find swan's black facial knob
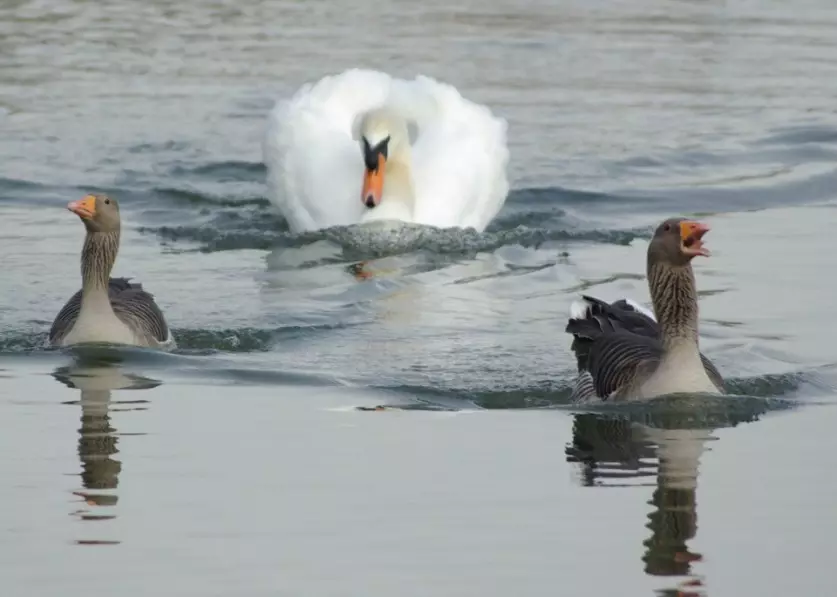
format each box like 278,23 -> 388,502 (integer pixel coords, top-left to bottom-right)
362,135 -> 390,171
361,135 -> 391,209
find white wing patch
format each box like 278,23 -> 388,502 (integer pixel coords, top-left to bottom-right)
568,296 -> 656,322
625,298 -> 656,321
569,298 -> 594,320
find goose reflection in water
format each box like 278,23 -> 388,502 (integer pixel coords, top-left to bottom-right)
52,357 -> 161,546
565,399 -> 768,596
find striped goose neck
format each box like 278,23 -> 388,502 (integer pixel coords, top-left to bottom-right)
81,230 -> 120,293
647,260 -> 699,351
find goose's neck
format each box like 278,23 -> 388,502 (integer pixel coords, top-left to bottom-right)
81,230 -> 119,301
647,261 -> 700,354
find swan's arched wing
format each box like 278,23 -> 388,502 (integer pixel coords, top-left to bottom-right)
265,70 -> 509,233
264,70 -> 394,233
401,77 -> 510,232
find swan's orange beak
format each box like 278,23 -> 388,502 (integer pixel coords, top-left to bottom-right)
679,220 -> 710,257
362,153 -> 385,209
68,194 -> 97,220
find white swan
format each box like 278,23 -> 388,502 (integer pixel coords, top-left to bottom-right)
263,69 -> 510,233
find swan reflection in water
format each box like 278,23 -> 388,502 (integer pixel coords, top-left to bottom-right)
565,399 -> 769,596
52,356 -> 161,546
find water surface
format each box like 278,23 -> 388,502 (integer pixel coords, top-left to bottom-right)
2,0 -> 837,595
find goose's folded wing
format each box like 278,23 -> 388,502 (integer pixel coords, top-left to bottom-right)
567,295 -> 724,401
48,278 -> 142,345
701,355 -> 725,391
566,295 -> 659,374
49,289 -> 83,345
585,332 -> 725,399
109,279 -> 170,344
577,295 -> 659,338
586,332 -> 663,400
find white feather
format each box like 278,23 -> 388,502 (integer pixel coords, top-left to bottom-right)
568,296 -> 657,323
625,298 -> 656,321
263,69 -> 509,233
569,298 -> 594,320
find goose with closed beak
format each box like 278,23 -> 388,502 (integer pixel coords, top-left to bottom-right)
49,194 -> 175,350
565,217 -> 724,401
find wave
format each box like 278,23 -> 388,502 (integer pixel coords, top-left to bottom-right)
8,162 -> 836,264
2,325 -> 832,412
145,217 -> 649,258
364,369 -> 833,411
0,321 -> 364,356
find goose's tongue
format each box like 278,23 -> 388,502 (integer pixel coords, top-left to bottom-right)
680,221 -> 710,257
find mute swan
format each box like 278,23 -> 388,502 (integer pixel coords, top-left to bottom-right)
565,218 -> 724,402
49,194 -> 176,350
263,69 -> 510,233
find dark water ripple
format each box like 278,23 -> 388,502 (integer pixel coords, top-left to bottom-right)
0,323 -> 362,355
149,220 -> 648,257
368,368 -> 834,410
4,126 -> 837,409
1,319 -> 831,408
7,140 -> 837,257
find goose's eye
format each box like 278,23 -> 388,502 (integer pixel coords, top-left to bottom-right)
104,198 -> 110,205
663,224 -> 670,232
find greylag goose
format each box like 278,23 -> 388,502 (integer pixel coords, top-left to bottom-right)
565,217 -> 724,402
49,194 -> 175,350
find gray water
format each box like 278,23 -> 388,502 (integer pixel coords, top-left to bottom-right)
2,0 -> 837,595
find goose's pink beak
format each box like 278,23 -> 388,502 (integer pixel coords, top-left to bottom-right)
67,195 -> 97,220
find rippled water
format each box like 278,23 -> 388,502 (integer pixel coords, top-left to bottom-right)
3,0 -> 837,595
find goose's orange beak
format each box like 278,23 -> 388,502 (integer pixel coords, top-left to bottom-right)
362,153 -> 385,209
679,220 -> 710,257
68,195 -> 97,220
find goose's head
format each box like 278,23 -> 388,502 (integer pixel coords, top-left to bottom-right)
357,109 -> 411,209
648,217 -> 710,267
67,193 -> 121,233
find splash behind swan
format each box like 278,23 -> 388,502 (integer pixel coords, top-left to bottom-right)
264,69 -> 510,233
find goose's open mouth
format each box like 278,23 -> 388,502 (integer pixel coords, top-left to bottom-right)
679,220 -> 710,257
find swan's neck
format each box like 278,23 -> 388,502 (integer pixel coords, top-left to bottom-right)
385,154 -> 415,205
362,146 -> 415,223
80,230 -> 119,309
